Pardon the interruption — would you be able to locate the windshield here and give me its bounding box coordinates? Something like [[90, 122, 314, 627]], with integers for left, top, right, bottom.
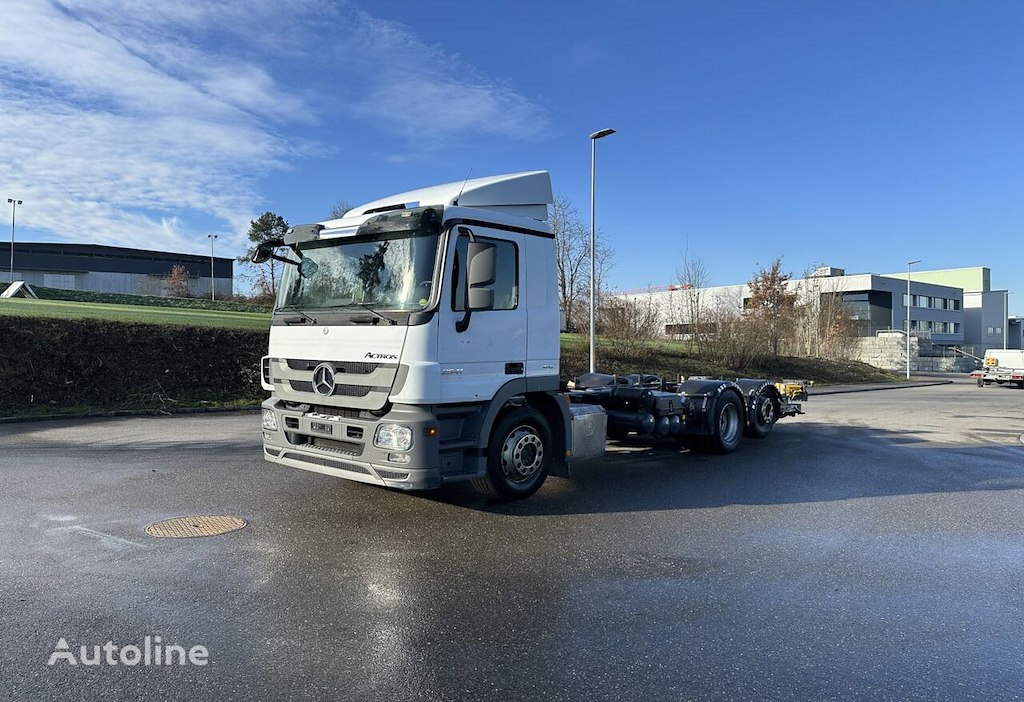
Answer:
[[276, 231, 440, 312]]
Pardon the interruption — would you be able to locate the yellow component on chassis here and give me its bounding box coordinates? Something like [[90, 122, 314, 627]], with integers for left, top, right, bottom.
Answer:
[[775, 380, 812, 402]]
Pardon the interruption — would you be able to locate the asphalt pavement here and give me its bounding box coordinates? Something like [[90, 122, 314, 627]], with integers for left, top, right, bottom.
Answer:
[[1, 379, 1022, 701]]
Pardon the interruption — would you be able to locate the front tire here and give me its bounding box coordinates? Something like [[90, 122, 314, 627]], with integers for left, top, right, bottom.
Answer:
[[472, 407, 552, 500]]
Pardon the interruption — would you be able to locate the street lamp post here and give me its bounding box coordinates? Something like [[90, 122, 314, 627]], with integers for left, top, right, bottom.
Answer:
[[207, 234, 218, 301], [7, 198, 22, 285], [906, 259, 921, 380], [589, 128, 615, 374]]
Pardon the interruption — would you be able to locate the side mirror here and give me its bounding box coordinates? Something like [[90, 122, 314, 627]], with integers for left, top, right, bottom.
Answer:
[[252, 237, 285, 264], [466, 242, 496, 311]]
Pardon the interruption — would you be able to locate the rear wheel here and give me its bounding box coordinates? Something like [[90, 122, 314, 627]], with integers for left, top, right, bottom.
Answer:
[[472, 407, 552, 500], [743, 391, 777, 439], [693, 392, 744, 454]]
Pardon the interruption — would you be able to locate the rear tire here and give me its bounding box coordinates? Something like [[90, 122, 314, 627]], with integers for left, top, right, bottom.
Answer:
[[743, 391, 777, 439], [694, 392, 744, 454], [472, 407, 552, 500]]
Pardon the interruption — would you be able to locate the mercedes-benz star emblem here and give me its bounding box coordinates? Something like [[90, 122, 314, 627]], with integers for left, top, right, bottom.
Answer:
[[311, 363, 336, 397]]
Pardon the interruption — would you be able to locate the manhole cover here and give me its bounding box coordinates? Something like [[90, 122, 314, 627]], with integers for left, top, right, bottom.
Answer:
[[145, 516, 247, 538]]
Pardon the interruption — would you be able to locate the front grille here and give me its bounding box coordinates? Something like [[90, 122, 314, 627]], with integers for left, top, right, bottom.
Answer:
[[288, 380, 373, 397], [332, 385, 373, 397], [287, 359, 381, 374], [312, 406, 362, 419], [311, 438, 363, 456], [376, 469, 409, 480], [265, 447, 282, 457], [281, 452, 371, 475]]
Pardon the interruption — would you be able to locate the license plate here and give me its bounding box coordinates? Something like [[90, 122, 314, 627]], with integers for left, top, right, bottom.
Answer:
[[310, 422, 332, 435]]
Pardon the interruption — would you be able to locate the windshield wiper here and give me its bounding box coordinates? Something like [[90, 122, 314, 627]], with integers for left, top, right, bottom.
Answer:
[[340, 303, 397, 325], [279, 309, 318, 325]]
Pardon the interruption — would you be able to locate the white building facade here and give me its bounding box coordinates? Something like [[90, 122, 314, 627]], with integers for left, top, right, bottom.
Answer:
[[617, 266, 1017, 350]]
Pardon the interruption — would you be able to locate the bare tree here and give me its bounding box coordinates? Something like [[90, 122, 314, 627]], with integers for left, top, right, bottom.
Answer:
[[604, 293, 661, 340], [329, 200, 354, 220], [746, 257, 798, 356], [701, 291, 766, 368], [165, 265, 192, 298], [793, 265, 857, 359], [551, 193, 590, 332], [676, 253, 710, 351]]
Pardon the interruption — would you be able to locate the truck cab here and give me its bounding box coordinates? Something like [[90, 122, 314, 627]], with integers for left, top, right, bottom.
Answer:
[[258, 172, 568, 496]]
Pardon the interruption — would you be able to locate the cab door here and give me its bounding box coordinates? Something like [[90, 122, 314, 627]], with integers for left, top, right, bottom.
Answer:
[[437, 226, 527, 403]]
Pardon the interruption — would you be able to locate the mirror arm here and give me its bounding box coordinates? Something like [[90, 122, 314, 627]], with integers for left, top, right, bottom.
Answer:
[[253, 237, 303, 267], [269, 252, 299, 267]]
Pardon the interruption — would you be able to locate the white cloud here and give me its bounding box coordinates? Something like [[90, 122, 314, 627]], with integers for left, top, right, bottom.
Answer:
[[0, 0, 547, 259], [341, 8, 549, 141]]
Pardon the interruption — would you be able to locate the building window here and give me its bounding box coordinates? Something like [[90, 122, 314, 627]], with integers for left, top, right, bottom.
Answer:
[[987, 326, 1003, 336], [952, 323, 960, 333]]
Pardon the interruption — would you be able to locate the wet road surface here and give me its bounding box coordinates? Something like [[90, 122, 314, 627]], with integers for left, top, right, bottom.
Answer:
[[1, 378, 1023, 700]]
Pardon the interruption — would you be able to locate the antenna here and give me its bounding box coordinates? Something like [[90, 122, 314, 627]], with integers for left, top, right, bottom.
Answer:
[[454, 168, 473, 205]]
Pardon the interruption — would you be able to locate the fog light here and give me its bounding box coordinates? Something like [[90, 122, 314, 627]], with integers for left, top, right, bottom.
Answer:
[[387, 453, 411, 464], [374, 423, 412, 451], [262, 409, 278, 431]]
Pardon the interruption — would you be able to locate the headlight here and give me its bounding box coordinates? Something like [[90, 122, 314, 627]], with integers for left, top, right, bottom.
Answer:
[[374, 423, 413, 451], [262, 409, 279, 431]]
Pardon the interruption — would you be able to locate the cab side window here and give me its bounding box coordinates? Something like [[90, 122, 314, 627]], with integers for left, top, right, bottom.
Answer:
[[451, 234, 518, 311]]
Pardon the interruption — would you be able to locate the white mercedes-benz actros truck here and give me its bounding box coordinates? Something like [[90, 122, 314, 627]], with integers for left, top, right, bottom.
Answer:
[[255, 172, 805, 499]]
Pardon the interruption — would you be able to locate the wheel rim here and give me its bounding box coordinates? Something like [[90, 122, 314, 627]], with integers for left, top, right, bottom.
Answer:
[[720, 403, 741, 445], [501, 425, 544, 484], [757, 396, 775, 425]]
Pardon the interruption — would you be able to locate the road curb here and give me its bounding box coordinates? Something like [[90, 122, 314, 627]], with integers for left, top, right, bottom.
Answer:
[[0, 405, 261, 424], [810, 380, 953, 396]]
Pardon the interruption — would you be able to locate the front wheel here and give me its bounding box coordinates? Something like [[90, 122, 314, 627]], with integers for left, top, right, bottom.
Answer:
[[472, 407, 552, 500]]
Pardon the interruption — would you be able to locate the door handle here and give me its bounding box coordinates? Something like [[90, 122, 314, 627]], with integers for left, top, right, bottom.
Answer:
[[505, 362, 525, 375]]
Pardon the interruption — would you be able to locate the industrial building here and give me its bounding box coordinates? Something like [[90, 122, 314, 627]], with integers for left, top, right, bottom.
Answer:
[[617, 266, 1019, 352], [1, 242, 233, 299]]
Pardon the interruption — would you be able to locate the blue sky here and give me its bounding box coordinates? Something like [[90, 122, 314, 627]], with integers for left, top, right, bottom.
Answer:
[[1, 0, 1022, 312]]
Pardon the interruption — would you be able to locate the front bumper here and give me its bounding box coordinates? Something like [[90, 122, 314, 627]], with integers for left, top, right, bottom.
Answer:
[[260, 398, 442, 490]]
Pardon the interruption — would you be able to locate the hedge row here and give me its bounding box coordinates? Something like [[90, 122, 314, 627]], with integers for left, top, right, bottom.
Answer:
[[0, 316, 268, 413], [31, 286, 272, 313]]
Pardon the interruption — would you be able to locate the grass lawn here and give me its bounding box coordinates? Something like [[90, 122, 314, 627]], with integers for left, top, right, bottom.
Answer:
[[0, 298, 271, 331]]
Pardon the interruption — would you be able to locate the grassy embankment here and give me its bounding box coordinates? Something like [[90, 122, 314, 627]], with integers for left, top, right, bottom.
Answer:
[[0, 297, 269, 331], [559, 334, 900, 385], [0, 298, 898, 416]]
